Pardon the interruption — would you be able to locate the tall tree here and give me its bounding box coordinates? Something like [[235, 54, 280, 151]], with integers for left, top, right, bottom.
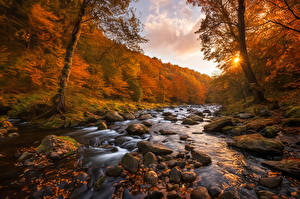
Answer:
[[187, 0, 266, 102], [237, 0, 265, 102], [53, 0, 147, 113]]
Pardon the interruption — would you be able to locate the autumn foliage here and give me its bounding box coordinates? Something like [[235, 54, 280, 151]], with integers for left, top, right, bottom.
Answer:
[[0, 1, 209, 106]]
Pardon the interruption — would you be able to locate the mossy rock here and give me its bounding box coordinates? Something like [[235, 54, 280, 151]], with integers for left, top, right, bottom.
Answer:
[[222, 126, 233, 133], [286, 106, 300, 118], [95, 176, 106, 191], [37, 135, 80, 157]]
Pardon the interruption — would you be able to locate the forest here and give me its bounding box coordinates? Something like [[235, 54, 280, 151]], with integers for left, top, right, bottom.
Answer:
[[0, 0, 299, 199]]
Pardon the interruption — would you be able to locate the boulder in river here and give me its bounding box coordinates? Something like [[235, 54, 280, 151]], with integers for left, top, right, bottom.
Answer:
[[182, 118, 199, 125], [144, 171, 158, 185], [121, 153, 139, 173], [259, 176, 282, 188], [246, 118, 274, 131], [143, 152, 157, 167], [204, 117, 233, 132], [97, 120, 108, 130], [191, 150, 212, 166], [256, 190, 277, 199], [126, 123, 149, 135], [104, 111, 124, 122], [262, 158, 300, 177], [159, 129, 177, 135], [139, 114, 152, 120], [169, 167, 182, 183], [237, 113, 254, 119], [187, 114, 204, 122], [229, 133, 284, 156], [164, 115, 178, 122], [142, 121, 153, 127], [282, 118, 300, 127], [122, 112, 135, 120], [37, 135, 80, 158], [190, 186, 211, 199], [105, 165, 123, 177], [137, 141, 173, 155], [182, 171, 197, 183], [261, 126, 280, 138]]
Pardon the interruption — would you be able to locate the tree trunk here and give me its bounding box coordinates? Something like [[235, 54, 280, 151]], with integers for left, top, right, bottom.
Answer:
[[53, 0, 88, 113], [237, 0, 266, 103]]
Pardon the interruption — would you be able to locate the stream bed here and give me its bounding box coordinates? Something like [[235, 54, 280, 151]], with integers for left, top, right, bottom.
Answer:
[[0, 105, 299, 199]]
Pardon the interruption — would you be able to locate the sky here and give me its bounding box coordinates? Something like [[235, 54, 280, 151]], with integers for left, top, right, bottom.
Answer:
[[134, 0, 220, 76]]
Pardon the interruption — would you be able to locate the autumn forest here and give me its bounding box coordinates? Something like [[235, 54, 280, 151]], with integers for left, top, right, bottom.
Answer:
[[0, 0, 299, 199]]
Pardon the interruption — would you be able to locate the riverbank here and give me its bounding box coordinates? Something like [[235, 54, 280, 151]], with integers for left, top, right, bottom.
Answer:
[[0, 104, 299, 199]]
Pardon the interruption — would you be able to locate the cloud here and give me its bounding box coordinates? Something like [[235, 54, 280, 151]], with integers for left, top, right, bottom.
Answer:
[[145, 0, 201, 56]]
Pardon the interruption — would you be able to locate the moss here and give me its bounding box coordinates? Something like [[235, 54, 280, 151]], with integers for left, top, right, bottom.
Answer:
[[57, 136, 80, 148], [95, 176, 106, 191]]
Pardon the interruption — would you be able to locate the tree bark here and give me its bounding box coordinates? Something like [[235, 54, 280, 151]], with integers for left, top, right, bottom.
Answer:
[[53, 0, 88, 113], [238, 0, 266, 103]]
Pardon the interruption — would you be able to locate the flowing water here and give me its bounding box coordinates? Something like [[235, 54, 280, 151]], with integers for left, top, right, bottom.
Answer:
[[0, 105, 299, 199]]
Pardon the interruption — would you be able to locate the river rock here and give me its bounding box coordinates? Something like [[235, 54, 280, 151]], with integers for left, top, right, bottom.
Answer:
[[104, 111, 124, 122], [191, 150, 212, 166], [167, 190, 180, 199], [246, 119, 274, 131], [169, 167, 181, 183], [139, 114, 152, 120], [164, 115, 178, 122], [137, 141, 173, 155], [142, 121, 153, 127], [95, 176, 106, 191], [237, 113, 254, 119], [259, 176, 282, 188], [180, 135, 189, 140], [208, 186, 221, 198], [262, 158, 300, 177], [97, 120, 108, 130], [182, 118, 198, 125], [122, 112, 135, 120], [37, 135, 80, 157], [188, 114, 204, 122], [204, 117, 233, 132], [261, 126, 279, 138], [229, 134, 284, 155], [18, 152, 33, 162], [105, 165, 123, 177], [190, 186, 211, 199], [162, 112, 173, 116], [185, 144, 195, 151], [121, 153, 139, 173], [144, 152, 157, 166], [126, 123, 149, 135], [159, 129, 177, 135], [182, 171, 197, 183], [257, 190, 276, 199], [145, 171, 158, 185], [219, 191, 239, 199], [0, 129, 8, 137], [203, 110, 211, 114], [194, 111, 204, 117]]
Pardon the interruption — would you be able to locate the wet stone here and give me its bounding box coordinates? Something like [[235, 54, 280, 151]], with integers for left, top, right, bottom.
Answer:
[[192, 150, 212, 166], [105, 165, 123, 177], [144, 171, 158, 185], [257, 190, 277, 199], [208, 186, 221, 198], [145, 191, 164, 199], [169, 167, 181, 183], [219, 191, 239, 199], [190, 186, 211, 199], [259, 176, 282, 188], [143, 152, 157, 167], [182, 171, 197, 183], [167, 190, 180, 199], [185, 144, 195, 151], [121, 153, 139, 173]]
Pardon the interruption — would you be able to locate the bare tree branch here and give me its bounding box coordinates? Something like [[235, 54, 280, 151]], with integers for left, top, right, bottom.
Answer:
[[267, 20, 300, 33], [283, 0, 300, 19]]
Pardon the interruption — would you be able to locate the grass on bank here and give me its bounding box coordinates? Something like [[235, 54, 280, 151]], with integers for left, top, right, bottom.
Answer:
[[1, 91, 171, 129]]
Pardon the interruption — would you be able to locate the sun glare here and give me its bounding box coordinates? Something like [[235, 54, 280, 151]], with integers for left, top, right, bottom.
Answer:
[[233, 57, 240, 63]]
